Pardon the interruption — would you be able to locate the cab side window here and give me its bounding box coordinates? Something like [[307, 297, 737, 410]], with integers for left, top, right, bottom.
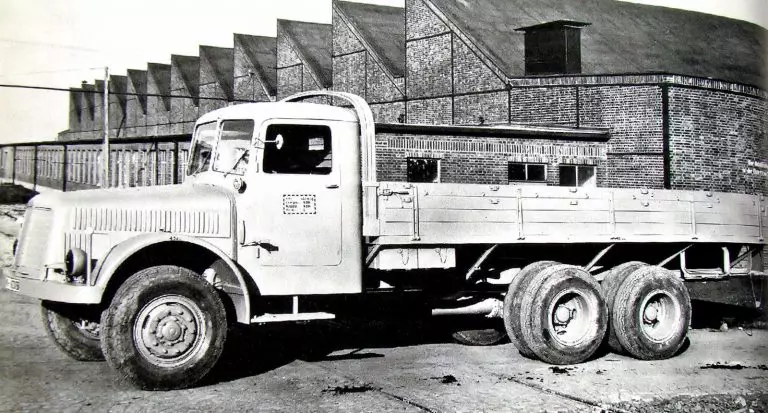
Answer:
[[262, 124, 332, 175]]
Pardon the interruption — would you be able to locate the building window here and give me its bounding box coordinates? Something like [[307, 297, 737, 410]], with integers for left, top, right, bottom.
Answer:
[[509, 163, 547, 183], [407, 158, 440, 183], [263, 124, 332, 175], [559, 165, 596, 187]]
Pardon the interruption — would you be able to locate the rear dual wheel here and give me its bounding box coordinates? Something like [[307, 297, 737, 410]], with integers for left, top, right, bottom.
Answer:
[[504, 262, 608, 365], [607, 265, 691, 360]]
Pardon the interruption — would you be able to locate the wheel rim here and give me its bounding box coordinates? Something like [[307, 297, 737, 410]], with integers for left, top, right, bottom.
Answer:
[[639, 290, 681, 343], [547, 289, 598, 347], [73, 319, 101, 340], [133, 295, 207, 368]]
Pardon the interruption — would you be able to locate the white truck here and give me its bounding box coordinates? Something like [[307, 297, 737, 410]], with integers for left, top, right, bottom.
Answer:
[[6, 91, 766, 390]]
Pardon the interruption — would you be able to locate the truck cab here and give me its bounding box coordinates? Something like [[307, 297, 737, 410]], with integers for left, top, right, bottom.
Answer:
[[187, 102, 363, 296]]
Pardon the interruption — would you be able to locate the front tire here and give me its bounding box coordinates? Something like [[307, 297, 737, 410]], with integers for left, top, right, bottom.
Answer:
[[41, 301, 104, 361], [101, 265, 228, 390]]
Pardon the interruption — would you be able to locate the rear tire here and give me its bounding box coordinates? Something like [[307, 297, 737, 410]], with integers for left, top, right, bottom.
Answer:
[[600, 261, 646, 353], [41, 301, 104, 361], [612, 266, 691, 360], [101, 265, 228, 390], [502, 261, 557, 358], [519, 264, 608, 365]]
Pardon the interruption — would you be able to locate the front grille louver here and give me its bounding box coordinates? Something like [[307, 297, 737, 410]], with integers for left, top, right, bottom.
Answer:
[[71, 208, 222, 236]]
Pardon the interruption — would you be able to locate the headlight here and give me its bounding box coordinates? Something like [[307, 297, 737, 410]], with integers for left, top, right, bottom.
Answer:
[[65, 248, 87, 277]]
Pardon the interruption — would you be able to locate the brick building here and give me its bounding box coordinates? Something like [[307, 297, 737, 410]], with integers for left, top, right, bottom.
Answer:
[[57, 0, 767, 196]]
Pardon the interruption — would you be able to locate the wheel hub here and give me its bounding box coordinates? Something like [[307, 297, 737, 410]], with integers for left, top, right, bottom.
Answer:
[[640, 290, 682, 343], [134, 295, 206, 366], [554, 305, 573, 324], [643, 304, 659, 323], [549, 290, 597, 346]]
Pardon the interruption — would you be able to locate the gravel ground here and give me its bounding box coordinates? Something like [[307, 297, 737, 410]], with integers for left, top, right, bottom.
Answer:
[[0, 184, 766, 412]]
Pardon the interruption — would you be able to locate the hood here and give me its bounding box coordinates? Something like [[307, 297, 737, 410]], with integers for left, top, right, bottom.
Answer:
[[29, 183, 234, 237]]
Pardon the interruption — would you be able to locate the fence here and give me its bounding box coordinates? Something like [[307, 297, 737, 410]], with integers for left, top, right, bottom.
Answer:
[[0, 135, 192, 192]]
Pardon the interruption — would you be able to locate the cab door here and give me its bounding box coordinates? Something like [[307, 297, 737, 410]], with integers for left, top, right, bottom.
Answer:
[[246, 121, 341, 267]]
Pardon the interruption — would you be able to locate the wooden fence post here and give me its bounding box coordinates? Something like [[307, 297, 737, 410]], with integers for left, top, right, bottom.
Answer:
[[61, 144, 68, 191]]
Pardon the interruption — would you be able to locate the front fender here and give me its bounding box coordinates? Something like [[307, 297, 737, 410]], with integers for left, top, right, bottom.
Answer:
[[92, 233, 251, 323]]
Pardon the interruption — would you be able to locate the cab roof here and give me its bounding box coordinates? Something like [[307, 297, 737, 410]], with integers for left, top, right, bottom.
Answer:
[[195, 102, 358, 126]]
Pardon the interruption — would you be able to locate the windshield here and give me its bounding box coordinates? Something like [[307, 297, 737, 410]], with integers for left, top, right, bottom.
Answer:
[[212, 120, 254, 176], [187, 122, 217, 176], [187, 119, 255, 177]]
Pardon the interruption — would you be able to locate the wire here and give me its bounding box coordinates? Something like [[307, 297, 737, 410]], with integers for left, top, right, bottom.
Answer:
[[0, 38, 104, 53], [0, 67, 105, 79], [0, 83, 251, 102]]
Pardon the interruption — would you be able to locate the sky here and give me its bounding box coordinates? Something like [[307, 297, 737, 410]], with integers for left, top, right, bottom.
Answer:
[[0, 0, 765, 144]]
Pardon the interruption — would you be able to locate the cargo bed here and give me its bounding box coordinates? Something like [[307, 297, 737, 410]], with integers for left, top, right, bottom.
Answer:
[[366, 182, 766, 246]]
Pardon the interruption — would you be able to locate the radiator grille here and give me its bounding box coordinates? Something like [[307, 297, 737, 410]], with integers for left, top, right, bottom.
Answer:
[[14, 208, 53, 275]]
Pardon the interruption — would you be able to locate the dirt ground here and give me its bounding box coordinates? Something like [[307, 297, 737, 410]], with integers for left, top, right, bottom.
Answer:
[[1, 185, 767, 412]]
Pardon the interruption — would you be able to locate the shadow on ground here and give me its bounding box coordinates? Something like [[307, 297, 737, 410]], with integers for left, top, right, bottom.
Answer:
[[205, 314, 479, 385]]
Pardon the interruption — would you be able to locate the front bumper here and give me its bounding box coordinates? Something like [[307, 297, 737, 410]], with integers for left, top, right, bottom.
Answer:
[[3, 270, 102, 304]]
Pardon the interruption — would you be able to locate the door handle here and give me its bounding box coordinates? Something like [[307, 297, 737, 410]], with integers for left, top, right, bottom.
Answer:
[[326, 184, 339, 189]]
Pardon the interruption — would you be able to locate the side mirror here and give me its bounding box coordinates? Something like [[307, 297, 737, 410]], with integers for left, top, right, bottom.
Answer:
[[264, 134, 284, 150]]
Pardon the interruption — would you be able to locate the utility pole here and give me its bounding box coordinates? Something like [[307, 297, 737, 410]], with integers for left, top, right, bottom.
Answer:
[[101, 66, 110, 188]]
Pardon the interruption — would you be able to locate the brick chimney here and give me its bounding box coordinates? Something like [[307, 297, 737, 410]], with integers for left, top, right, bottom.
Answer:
[[515, 20, 590, 76]]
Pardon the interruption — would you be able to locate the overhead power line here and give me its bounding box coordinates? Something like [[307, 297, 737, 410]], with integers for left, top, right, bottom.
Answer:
[[0, 67, 105, 79], [0, 38, 104, 53], [0, 83, 249, 103]]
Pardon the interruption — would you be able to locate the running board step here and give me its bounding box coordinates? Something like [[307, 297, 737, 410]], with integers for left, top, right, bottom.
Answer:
[[250, 312, 336, 324]]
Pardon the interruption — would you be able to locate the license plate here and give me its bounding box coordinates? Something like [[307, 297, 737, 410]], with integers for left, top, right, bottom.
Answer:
[[5, 277, 19, 292]]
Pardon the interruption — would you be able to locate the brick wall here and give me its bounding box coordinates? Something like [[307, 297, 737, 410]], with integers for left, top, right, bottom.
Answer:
[[580, 85, 664, 188], [406, 0, 448, 40], [277, 28, 304, 101], [454, 91, 508, 125], [407, 97, 452, 124], [146, 63, 171, 136], [453, 35, 505, 94], [198, 46, 234, 116], [169, 55, 199, 135], [509, 87, 577, 126], [233, 34, 275, 103], [332, 8, 404, 116], [668, 87, 768, 195], [376, 133, 606, 185], [125, 70, 147, 138], [370, 102, 406, 123], [406, 33, 451, 98], [367, 59, 404, 103], [108, 75, 127, 139]]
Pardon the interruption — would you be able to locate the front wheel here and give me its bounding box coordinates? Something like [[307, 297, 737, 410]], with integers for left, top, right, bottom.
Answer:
[[41, 301, 104, 361], [101, 265, 228, 390]]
